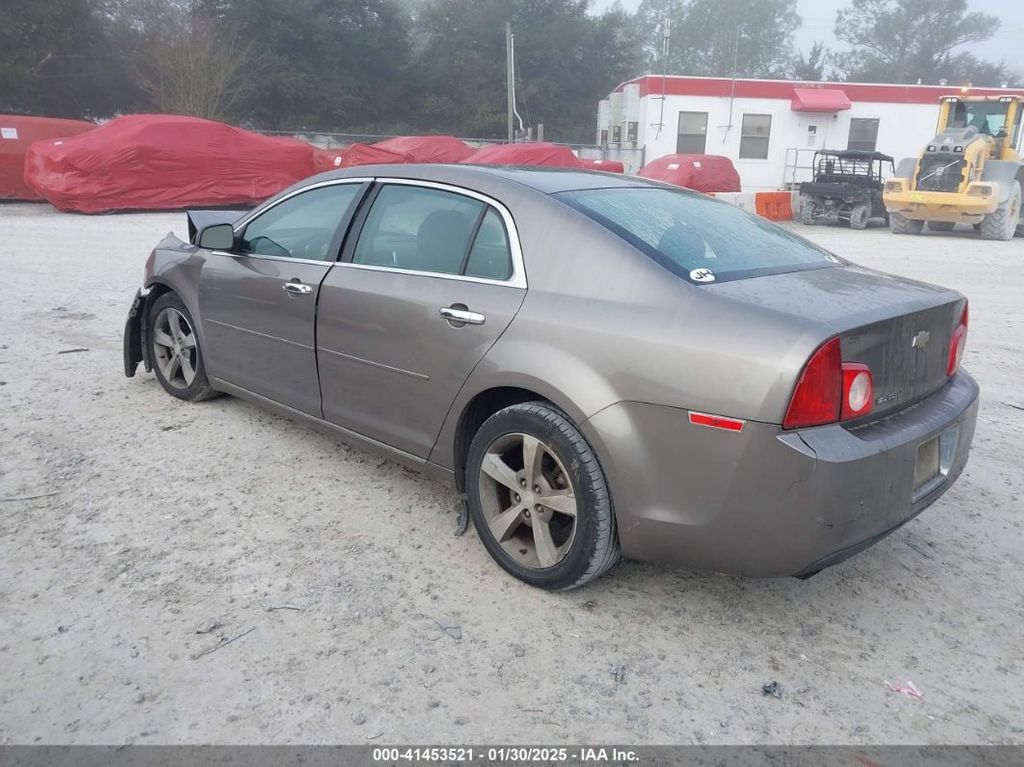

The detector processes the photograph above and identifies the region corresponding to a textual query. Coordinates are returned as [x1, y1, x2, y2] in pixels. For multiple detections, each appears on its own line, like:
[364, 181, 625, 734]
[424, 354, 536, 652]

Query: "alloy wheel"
[477, 432, 578, 570]
[152, 307, 198, 390]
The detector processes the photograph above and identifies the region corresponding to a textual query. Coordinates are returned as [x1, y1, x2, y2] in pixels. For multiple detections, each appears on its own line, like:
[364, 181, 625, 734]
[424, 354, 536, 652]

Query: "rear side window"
[354, 185, 482, 274]
[464, 208, 512, 280]
[555, 187, 839, 283]
[353, 184, 514, 281]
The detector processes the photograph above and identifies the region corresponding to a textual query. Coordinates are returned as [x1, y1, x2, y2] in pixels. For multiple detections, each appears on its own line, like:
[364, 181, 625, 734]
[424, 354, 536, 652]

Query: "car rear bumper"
[580, 371, 979, 577]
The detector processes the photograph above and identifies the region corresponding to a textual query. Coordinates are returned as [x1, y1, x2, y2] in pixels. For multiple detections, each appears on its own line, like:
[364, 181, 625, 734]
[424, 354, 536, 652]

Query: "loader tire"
[980, 182, 1021, 241]
[889, 213, 924, 235]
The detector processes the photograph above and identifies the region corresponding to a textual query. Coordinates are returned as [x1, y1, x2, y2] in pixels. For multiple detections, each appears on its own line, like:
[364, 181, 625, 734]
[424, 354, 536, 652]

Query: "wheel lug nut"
[524, 510, 531, 518]
[535, 504, 542, 512]
[514, 494, 521, 503]
[533, 485, 542, 493]
[519, 478, 527, 487]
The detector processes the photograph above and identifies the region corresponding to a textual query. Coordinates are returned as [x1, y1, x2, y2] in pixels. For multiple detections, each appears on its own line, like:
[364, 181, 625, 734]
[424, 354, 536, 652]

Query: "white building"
[597, 76, 1024, 190]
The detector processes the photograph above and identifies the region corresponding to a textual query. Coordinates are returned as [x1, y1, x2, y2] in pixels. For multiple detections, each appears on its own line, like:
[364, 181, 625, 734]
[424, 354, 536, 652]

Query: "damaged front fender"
[123, 287, 151, 378]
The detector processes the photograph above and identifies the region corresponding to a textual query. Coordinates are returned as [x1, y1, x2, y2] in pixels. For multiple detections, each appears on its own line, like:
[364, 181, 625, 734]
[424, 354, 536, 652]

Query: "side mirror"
[197, 223, 235, 251]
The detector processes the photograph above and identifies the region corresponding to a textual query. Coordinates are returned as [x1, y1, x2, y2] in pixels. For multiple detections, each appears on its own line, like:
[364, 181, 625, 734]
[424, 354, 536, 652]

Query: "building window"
[676, 111, 707, 154]
[739, 114, 771, 159]
[848, 118, 880, 152]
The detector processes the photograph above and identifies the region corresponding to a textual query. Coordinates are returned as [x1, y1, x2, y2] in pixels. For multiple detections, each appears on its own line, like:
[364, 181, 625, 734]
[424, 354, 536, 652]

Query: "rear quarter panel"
[429, 196, 828, 470]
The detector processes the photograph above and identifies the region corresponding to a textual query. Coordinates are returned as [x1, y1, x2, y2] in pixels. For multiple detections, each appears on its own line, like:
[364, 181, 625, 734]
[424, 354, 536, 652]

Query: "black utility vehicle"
[799, 150, 894, 229]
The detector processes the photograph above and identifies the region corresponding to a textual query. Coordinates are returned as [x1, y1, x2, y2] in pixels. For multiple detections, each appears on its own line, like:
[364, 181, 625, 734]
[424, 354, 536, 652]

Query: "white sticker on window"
[1, 127, 18, 140]
[332, 155, 342, 167]
[693, 161, 702, 168]
[667, 162, 679, 170]
[690, 267, 716, 283]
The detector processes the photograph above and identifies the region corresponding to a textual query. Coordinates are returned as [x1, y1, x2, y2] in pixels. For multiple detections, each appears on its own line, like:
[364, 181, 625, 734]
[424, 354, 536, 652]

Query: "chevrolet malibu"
[123, 165, 978, 590]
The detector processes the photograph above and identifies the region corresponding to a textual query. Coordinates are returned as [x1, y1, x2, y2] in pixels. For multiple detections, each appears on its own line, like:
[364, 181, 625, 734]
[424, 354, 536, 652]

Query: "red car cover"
[313, 147, 347, 172]
[0, 115, 95, 200]
[24, 114, 318, 213]
[637, 154, 741, 193]
[340, 135, 474, 168]
[586, 159, 625, 173]
[462, 142, 581, 168]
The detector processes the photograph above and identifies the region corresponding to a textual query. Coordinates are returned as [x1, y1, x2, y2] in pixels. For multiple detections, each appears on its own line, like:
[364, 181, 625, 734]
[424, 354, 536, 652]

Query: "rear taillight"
[783, 338, 874, 429]
[947, 302, 968, 377]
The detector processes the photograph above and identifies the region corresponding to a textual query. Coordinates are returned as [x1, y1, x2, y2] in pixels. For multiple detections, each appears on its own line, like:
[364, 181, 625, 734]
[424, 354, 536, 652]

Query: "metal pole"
[506, 22, 514, 142]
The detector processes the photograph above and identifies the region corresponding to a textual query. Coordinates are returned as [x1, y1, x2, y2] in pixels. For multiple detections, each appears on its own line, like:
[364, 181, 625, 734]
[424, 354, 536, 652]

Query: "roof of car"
[314, 163, 657, 195]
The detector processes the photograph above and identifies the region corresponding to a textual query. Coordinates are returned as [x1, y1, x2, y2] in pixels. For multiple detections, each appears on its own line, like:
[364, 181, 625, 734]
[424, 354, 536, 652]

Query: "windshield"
[555, 187, 841, 284]
[947, 100, 1009, 135]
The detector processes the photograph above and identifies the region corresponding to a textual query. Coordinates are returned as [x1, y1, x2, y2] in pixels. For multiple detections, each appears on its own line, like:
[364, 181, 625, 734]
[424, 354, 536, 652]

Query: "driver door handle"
[282, 281, 313, 295]
[439, 306, 486, 326]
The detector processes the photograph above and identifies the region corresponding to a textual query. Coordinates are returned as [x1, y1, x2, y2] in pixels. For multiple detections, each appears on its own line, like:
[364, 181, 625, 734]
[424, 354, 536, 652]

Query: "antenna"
[653, 17, 671, 138]
[510, 31, 525, 138]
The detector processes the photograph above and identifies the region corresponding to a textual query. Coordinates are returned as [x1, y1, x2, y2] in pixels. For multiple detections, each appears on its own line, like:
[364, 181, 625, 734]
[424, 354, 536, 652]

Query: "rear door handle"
[439, 306, 486, 326]
[282, 281, 313, 295]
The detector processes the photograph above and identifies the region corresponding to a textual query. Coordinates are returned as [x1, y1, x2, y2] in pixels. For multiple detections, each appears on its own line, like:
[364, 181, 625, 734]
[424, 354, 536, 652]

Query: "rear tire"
[889, 213, 924, 235]
[465, 401, 620, 590]
[798, 196, 816, 225]
[927, 221, 955, 232]
[147, 292, 218, 402]
[848, 204, 869, 230]
[980, 181, 1021, 241]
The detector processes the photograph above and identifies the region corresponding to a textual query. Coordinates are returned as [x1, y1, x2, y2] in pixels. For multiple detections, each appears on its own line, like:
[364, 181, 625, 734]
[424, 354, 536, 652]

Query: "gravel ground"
[0, 203, 1021, 746]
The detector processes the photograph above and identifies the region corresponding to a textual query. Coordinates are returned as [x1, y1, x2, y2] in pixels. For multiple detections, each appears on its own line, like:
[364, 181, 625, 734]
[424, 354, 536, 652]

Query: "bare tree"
[123, 0, 252, 120]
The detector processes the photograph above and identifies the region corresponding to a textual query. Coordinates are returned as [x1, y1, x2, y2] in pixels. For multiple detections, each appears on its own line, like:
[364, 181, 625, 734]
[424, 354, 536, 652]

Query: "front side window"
[239, 183, 362, 261]
[676, 111, 708, 154]
[354, 185, 513, 280]
[556, 187, 839, 284]
[739, 114, 772, 159]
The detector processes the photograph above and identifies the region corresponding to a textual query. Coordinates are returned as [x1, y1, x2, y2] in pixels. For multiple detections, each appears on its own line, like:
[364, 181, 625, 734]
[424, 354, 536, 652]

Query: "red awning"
[791, 88, 852, 113]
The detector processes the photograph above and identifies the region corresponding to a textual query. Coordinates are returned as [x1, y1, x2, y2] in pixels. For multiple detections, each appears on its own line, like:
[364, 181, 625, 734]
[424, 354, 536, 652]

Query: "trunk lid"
[707, 265, 965, 420]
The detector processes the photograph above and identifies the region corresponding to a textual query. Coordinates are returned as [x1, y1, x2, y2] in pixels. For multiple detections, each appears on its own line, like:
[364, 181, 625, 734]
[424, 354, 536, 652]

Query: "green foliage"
[635, 0, 799, 79]
[411, 0, 642, 141]
[833, 0, 1017, 86]
[4, 0, 1016, 137]
[0, 0, 139, 117]
[791, 41, 831, 81]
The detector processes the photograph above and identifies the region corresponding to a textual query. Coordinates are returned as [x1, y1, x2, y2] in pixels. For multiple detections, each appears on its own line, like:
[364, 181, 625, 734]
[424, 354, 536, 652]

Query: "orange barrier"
[754, 191, 794, 221]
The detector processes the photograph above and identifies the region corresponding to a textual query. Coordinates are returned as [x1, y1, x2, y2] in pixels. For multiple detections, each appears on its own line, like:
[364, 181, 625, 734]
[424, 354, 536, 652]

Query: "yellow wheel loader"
[883, 95, 1024, 240]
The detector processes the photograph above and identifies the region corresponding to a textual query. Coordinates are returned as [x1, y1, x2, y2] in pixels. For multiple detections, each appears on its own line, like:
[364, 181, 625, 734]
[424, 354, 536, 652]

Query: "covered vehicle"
[124, 165, 977, 590]
[0, 115, 95, 200]
[799, 149, 894, 229]
[637, 154, 741, 193]
[339, 135, 474, 168]
[24, 114, 318, 213]
[462, 142, 581, 168]
[586, 159, 625, 173]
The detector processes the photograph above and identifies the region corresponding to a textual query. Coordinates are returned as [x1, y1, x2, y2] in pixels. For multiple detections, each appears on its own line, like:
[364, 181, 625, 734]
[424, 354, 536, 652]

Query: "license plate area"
[913, 424, 960, 501]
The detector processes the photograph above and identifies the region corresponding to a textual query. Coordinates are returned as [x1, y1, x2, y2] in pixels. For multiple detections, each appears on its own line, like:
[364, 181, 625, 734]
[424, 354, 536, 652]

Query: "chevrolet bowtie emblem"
[912, 330, 931, 349]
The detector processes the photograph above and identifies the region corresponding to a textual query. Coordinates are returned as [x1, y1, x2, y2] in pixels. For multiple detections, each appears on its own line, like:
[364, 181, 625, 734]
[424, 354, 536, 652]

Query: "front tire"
[147, 292, 218, 402]
[465, 402, 620, 590]
[980, 181, 1021, 241]
[848, 204, 869, 230]
[890, 212, 924, 235]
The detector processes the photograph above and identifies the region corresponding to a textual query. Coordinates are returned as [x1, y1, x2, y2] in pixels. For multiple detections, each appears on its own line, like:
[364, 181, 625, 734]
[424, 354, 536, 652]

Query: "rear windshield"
[555, 187, 841, 284]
